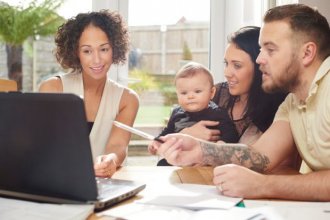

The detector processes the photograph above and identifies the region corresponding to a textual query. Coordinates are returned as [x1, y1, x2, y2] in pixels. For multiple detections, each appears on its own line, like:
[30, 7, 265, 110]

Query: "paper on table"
[244, 200, 330, 220]
[100, 203, 284, 220]
[136, 183, 242, 210]
[0, 197, 94, 220]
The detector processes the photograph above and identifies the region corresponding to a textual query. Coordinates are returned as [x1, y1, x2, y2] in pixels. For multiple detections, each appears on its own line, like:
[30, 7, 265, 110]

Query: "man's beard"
[261, 55, 300, 94]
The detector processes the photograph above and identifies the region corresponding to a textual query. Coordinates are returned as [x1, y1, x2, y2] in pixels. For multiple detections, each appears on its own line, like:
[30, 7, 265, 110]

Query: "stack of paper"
[244, 200, 330, 220]
[137, 183, 242, 210]
[100, 203, 284, 220]
[99, 183, 285, 220]
[0, 197, 94, 220]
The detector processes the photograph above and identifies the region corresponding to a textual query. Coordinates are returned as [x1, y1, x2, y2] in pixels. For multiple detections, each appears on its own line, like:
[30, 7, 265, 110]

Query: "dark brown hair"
[55, 10, 129, 72]
[227, 26, 287, 132]
[264, 4, 330, 60]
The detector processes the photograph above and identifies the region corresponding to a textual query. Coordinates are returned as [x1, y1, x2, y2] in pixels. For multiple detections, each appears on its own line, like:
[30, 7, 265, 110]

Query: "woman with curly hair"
[39, 10, 139, 178]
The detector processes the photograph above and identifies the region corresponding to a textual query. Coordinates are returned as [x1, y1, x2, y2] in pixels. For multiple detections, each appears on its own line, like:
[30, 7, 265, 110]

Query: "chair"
[0, 78, 17, 92]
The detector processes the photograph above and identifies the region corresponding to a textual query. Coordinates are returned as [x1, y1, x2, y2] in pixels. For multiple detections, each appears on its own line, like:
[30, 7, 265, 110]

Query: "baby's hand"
[148, 141, 158, 155]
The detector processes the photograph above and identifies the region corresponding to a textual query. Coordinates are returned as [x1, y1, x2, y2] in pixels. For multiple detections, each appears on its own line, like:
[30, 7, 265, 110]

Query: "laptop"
[0, 92, 146, 211]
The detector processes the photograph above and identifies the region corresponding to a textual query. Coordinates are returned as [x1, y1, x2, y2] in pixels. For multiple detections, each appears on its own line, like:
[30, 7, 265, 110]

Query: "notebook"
[0, 92, 146, 211]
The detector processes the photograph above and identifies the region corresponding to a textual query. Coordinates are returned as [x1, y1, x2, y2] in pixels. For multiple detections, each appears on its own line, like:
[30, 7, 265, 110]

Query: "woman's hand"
[180, 120, 221, 142]
[94, 153, 118, 178]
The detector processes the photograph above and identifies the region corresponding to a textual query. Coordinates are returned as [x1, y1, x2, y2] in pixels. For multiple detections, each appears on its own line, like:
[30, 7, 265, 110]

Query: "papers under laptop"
[137, 183, 242, 210]
[0, 92, 145, 211]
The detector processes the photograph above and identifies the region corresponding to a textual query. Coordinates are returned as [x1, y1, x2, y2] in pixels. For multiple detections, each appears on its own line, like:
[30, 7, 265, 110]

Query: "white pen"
[96, 156, 103, 164]
[113, 121, 164, 143]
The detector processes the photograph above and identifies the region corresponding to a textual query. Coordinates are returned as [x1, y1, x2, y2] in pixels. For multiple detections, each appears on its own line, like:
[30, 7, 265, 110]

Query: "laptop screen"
[0, 92, 98, 203]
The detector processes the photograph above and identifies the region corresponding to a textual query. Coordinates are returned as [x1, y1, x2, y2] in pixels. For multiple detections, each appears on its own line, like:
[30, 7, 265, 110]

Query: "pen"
[113, 121, 164, 143]
[153, 137, 164, 143]
[96, 156, 103, 164]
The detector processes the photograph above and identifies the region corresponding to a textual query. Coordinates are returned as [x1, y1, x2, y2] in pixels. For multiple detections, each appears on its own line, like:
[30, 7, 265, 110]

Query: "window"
[127, 0, 210, 128]
[92, 0, 268, 131]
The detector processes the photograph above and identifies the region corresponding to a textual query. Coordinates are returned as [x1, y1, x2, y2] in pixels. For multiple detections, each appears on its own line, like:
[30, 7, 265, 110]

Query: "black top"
[159, 101, 239, 143]
[212, 82, 287, 136]
[87, 121, 94, 134]
[212, 82, 251, 139]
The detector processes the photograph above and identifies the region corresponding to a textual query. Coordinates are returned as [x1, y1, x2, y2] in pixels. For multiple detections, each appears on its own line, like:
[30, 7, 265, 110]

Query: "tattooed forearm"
[200, 141, 270, 173]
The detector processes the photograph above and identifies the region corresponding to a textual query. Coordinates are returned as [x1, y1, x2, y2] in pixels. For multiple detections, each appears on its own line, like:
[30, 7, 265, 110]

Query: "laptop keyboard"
[96, 178, 133, 200]
[97, 181, 121, 194]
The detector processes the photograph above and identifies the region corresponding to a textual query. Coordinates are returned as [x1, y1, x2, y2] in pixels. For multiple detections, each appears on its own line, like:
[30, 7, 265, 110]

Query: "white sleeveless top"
[59, 72, 124, 161]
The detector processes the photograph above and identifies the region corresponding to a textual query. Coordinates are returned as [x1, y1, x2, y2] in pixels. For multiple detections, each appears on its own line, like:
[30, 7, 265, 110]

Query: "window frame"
[92, 0, 271, 84]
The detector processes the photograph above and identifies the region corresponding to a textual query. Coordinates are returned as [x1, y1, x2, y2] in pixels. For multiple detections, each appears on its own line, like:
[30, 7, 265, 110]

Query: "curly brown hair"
[55, 10, 129, 72]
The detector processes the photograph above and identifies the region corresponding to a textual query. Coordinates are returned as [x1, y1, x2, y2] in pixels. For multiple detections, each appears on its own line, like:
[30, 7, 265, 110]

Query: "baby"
[149, 62, 239, 165]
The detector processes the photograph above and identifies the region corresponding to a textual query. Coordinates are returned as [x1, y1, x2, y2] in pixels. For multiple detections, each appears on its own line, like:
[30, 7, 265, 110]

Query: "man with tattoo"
[155, 4, 330, 201]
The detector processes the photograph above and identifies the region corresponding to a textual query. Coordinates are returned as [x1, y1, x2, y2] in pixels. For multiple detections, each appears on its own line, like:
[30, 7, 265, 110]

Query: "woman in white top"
[39, 10, 139, 178]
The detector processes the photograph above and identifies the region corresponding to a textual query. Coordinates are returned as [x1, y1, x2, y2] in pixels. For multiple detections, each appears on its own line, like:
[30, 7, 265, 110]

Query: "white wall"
[299, 0, 330, 23]
[276, 0, 330, 22]
[210, 0, 269, 83]
[210, 0, 246, 83]
[92, 0, 129, 85]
